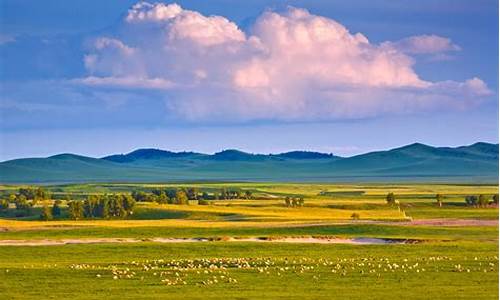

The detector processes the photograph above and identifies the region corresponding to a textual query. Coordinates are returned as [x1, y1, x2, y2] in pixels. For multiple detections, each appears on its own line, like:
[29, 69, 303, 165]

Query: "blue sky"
[0, 0, 498, 160]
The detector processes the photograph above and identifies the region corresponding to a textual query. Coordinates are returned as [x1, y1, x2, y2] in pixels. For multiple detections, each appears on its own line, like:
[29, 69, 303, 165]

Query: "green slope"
[0, 143, 497, 183]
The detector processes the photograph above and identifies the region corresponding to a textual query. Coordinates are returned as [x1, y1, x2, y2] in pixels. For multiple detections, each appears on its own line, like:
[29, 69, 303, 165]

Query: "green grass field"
[0, 182, 498, 299]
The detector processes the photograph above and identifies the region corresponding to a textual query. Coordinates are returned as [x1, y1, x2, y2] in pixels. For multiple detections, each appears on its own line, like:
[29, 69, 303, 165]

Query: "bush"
[436, 194, 444, 207]
[478, 194, 489, 207]
[68, 200, 84, 220]
[351, 212, 360, 220]
[51, 200, 62, 216]
[198, 199, 210, 205]
[40, 203, 53, 221]
[0, 199, 8, 210]
[386, 193, 396, 205]
[465, 195, 478, 206]
[285, 197, 305, 207]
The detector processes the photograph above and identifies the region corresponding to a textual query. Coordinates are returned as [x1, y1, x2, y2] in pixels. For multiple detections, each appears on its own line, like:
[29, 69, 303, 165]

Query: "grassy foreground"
[0, 182, 497, 299]
[0, 242, 497, 299]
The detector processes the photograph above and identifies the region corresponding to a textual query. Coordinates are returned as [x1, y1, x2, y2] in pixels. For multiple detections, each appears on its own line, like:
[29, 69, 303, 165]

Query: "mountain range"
[0, 142, 497, 183]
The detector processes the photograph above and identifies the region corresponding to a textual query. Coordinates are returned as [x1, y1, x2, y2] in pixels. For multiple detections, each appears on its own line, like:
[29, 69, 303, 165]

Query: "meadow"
[0, 182, 498, 299]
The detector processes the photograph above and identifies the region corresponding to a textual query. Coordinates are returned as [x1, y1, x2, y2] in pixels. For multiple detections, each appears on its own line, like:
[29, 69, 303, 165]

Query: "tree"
[157, 191, 168, 204]
[109, 195, 126, 218]
[0, 199, 9, 210]
[18, 187, 36, 200]
[298, 197, 304, 207]
[15, 195, 31, 210]
[131, 191, 150, 202]
[34, 187, 49, 204]
[122, 194, 136, 216]
[68, 201, 83, 220]
[84, 195, 99, 218]
[436, 194, 444, 207]
[285, 197, 291, 207]
[478, 194, 489, 208]
[8, 194, 16, 204]
[220, 188, 228, 200]
[186, 188, 199, 200]
[465, 195, 478, 207]
[40, 202, 53, 221]
[175, 190, 189, 205]
[244, 190, 253, 199]
[98, 198, 109, 219]
[493, 194, 499, 205]
[51, 200, 62, 217]
[386, 193, 396, 205]
[166, 189, 177, 199]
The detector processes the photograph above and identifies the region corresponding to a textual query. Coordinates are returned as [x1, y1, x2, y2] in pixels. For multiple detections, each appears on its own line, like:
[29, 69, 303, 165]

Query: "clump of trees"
[65, 194, 135, 220]
[18, 187, 50, 205]
[131, 187, 253, 204]
[465, 194, 498, 208]
[132, 189, 190, 204]
[284, 197, 304, 207]
[14, 195, 32, 216]
[0, 187, 52, 217]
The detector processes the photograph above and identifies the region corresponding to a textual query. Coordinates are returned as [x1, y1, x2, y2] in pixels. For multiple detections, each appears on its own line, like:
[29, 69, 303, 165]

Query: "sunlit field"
[0, 182, 498, 299]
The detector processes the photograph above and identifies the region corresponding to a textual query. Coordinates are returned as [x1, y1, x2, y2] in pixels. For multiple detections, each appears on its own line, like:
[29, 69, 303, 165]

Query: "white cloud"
[383, 34, 461, 54]
[74, 76, 174, 90]
[77, 2, 492, 122]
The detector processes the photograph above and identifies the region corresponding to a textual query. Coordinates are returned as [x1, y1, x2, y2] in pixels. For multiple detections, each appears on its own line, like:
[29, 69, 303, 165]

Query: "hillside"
[0, 143, 497, 183]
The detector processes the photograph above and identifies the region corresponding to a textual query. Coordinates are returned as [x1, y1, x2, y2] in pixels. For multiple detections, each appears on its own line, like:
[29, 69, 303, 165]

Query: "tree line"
[465, 194, 498, 208]
[0, 187, 51, 217]
[67, 194, 136, 220]
[384, 192, 499, 208]
[131, 187, 253, 204]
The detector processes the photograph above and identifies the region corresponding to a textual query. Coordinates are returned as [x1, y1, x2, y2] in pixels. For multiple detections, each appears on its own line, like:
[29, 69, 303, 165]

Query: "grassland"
[0, 182, 497, 299]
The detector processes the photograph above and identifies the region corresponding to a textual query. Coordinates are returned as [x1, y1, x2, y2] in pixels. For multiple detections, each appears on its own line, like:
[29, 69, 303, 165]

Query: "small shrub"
[386, 193, 396, 205]
[465, 195, 478, 207]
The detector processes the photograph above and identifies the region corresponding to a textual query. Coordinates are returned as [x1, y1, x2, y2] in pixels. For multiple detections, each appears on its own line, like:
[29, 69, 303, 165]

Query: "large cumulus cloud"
[78, 1, 492, 122]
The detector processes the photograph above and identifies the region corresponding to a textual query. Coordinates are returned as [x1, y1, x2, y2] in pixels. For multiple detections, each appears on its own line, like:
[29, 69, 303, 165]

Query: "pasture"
[0, 182, 498, 299]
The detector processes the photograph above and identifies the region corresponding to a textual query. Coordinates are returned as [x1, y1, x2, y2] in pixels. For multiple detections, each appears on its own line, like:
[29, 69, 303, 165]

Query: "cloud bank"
[79, 1, 491, 122]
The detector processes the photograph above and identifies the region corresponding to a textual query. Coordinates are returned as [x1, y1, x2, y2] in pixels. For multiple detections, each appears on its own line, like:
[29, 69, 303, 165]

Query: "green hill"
[0, 143, 497, 183]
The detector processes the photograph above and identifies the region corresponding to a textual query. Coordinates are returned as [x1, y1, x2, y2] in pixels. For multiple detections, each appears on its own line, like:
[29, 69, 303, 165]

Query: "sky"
[0, 0, 498, 160]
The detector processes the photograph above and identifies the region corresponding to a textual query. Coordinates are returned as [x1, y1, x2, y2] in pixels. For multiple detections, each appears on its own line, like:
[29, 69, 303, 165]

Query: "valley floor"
[0, 183, 497, 299]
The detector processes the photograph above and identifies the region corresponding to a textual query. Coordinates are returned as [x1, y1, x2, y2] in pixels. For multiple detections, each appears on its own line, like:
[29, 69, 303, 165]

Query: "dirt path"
[403, 219, 498, 227]
[0, 236, 408, 246]
[272, 218, 498, 228]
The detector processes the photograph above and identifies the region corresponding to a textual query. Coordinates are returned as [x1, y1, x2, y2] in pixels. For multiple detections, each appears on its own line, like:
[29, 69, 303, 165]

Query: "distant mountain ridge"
[104, 149, 204, 163]
[102, 148, 339, 162]
[0, 142, 497, 183]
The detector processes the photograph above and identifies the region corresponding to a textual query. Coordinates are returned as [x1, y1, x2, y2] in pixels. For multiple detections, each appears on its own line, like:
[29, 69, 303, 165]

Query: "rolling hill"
[0, 142, 497, 183]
